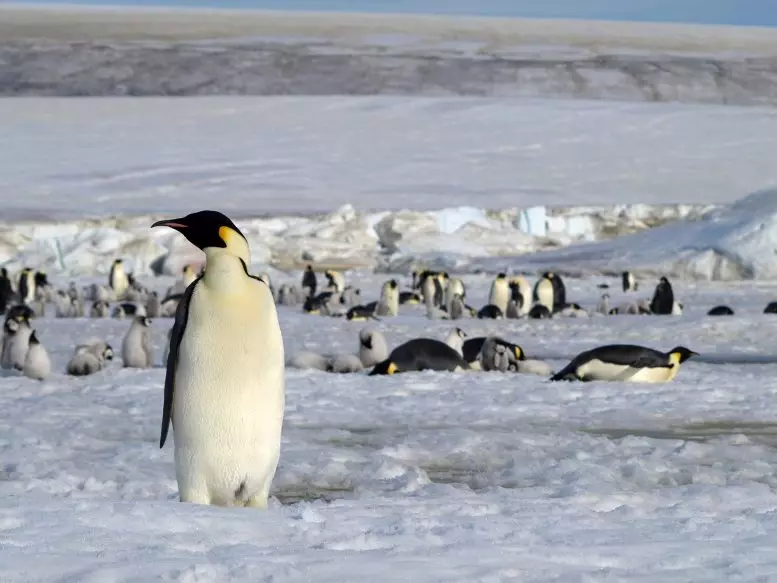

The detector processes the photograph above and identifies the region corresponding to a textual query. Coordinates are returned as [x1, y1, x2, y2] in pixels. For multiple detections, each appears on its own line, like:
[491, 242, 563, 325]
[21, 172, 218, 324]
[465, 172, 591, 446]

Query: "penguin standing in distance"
[324, 270, 345, 294]
[543, 272, 566, 313]
[122, 315, 155, 368]
[23, 331, 51, 381]
[17, 268, 35, 305]
[622, 271, 638, 292]
[109, 259, 129, 300]
[649, 277, 675, 315]
[368, 338, 469, 375]
[488, 273, 509, 316]
[444, 277, 465, 312]
[0, 268, 12, 313]
[508, 276, 532, 318]
[301, 265, 317, 298]
[375, 279, 399, 317]
[152, 210, 285, 508]
[550, 344, 698, 383]
[533, 275, 554, 313]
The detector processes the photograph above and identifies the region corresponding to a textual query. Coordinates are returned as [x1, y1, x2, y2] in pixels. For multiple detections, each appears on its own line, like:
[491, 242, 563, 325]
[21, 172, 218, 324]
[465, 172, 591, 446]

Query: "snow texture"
[3, 271, 777, 581]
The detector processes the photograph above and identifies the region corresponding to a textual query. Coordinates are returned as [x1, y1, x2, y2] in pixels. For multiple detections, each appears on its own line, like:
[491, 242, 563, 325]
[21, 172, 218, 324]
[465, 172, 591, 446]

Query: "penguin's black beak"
[151, 218, 188, 230]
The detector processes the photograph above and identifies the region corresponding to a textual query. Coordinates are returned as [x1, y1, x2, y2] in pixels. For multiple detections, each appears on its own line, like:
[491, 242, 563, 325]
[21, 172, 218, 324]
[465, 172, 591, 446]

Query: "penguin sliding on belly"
[369, 338, 469, 375]
[153, 210, 285, 508]
[550, 344, 698, 383]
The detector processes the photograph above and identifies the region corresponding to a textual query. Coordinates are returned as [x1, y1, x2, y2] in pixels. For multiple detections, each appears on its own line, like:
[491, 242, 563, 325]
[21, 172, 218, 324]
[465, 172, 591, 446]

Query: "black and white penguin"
[17, 268, 35, 305]
[346, 305, 377, 321]
[550, 344, 697, 383]
[375, 279, 400, 317]
[543, 272, 566, 313]
[707, 305, 734, 316]
[301, 265, 317, 298]
[109, 258, 129, 299]
[488, 273, 509, 316]
[358, 328, 389, 368]
[649, 277, 674, 315]
[508, 276, 532, 318]
[533, 275, 554, 313]
[368, 338, 469, 375]
[0, 268, 13, 313]
[23, 330, 51, 381]
[152, 210, 285, 508]
[399, 291, 422, 305]
[621, 271, 638, 292]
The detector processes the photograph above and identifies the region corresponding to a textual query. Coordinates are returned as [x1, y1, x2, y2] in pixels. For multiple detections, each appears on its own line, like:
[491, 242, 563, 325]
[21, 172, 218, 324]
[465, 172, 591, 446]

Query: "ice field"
[3, 86, 777, 581]
[3, 272, 777, 581]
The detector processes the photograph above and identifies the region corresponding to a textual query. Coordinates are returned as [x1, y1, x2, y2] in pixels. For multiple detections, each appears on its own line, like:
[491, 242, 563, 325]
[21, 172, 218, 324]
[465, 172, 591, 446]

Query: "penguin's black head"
[0, 268, 6, 277]
[139, 316, 152, 327]
[360, 332, 373, 350]
[669, 346, 698, 364]
[455, 327, 466, 338]
[659, 276, 670, 285]
[497, 272, 506, 280]
[368, 359, 399, 376]
[152, 210, 247, 258]
[389, 279, 398, 289]
[29, 330, 39, 345]
[104, 345, 114, 361]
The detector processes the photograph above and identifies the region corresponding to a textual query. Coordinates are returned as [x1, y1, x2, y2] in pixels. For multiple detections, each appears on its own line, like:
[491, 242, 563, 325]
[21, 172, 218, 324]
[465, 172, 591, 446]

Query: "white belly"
[172, 281, 285, 506]
[577, 359, 676, 383]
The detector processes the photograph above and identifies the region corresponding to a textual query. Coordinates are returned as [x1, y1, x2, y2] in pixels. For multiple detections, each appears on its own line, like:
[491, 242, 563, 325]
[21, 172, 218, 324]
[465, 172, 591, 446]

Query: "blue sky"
[4, 0, 777, 27]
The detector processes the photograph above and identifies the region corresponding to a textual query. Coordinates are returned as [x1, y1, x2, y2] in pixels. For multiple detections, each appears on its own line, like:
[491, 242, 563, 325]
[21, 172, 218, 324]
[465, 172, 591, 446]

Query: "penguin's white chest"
[172, 280, 285, 505]
[577, 359, 676, 383]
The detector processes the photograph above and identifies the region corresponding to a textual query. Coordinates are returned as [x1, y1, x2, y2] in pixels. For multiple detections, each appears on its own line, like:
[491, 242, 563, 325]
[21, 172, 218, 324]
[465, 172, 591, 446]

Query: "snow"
[3, 273, 777, 580]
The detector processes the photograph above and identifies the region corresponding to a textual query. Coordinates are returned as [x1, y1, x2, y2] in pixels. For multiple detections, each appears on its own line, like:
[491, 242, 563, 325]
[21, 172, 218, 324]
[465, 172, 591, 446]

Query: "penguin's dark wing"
[160, 276, 201, 449]
[589, 344, 667, 368]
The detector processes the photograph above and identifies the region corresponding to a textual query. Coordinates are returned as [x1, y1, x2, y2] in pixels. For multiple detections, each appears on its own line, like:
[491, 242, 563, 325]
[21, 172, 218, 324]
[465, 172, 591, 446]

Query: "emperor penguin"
[508, 276, 532, 317]
[122, 315, 154, 368]
[488, 273, 509, 315]
[622, 271, 638, 292]
[1, 317, 32, 371]
[444, 277, 466, 312]
[544, 272, 567, 313]
[375, 279, 399, 317]
[23, 330, 51, 381]
[109, 259, 129, 299]
[301, 265, 317, 298]
[324, 270, 345, 294]
[764, 301, 777, 314]
[707, 305, 734, 316]
[358, 327, 389, 368]
[650, 277, 674, 315]
[533, 275, 554, 313]
[152, 210, 285, 508]
[368, 337, 469, 375]
[17, 268, 35, 305]
[0, 268, 12, 313]
[550, 344, 697, 383]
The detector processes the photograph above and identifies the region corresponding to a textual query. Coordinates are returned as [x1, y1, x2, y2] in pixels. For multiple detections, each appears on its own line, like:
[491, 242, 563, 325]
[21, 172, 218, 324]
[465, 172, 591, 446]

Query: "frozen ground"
[2, 96, 777, 280]
[3, 5, 777, 101]
[3, 271, 777, 581]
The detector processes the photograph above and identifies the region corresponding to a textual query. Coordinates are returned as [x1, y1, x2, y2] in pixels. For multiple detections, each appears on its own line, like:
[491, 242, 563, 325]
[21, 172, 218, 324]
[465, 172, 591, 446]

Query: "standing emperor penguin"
[17, 268, 35, 305]
[533, 274, 554, 313]
[152, 210, 285, 508]
[488, 273, 509, 316]
[508, 276, 532, 317]
[109, 259, 129, 299]
[375, 279, 399, 317]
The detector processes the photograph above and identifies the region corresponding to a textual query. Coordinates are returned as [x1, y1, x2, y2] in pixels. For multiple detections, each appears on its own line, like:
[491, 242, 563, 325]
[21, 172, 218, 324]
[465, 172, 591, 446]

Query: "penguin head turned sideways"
[668, 346, 698, 365]
[151, 210, 250, 264]
[369, 359, 399, 376]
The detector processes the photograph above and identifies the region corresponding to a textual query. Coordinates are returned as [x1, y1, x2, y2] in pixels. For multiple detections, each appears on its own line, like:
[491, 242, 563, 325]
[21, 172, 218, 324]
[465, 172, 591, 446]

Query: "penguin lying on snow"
[764, 302, 777, 314]
[369, 338, 469, 375]
[66, 339, 114, 376]
[550, 344, 698, 383]
[287, 328, 389, 373]
[707, 305, 734, 316]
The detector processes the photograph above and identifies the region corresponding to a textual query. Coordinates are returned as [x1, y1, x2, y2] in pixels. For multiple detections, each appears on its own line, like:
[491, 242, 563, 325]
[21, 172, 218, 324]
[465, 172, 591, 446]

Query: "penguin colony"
[6, 210, 776, 508]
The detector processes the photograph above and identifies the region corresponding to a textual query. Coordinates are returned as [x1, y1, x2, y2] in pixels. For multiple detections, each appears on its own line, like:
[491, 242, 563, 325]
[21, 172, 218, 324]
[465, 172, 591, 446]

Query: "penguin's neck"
[203, 249, 250, 293]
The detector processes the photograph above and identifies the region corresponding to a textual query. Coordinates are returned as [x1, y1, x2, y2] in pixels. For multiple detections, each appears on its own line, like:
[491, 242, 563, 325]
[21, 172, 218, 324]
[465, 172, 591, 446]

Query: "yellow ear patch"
[387, 361, 398, 375]
[514, 346, 523, 359]
[219, 226, 240, 247]
[669, 352, 683, 365]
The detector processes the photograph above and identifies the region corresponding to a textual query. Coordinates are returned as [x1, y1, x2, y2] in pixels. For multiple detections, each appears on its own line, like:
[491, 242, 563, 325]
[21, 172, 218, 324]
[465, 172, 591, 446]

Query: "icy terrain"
[3, 272, 777, 581]
[3, 5, 777, 102]
[2, 96, 777, 280]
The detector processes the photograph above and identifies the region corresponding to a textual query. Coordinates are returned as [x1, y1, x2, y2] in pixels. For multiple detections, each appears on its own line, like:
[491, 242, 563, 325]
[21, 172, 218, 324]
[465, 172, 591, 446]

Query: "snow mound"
[476, 189, 777, 281]
[0, 203, 706, 278]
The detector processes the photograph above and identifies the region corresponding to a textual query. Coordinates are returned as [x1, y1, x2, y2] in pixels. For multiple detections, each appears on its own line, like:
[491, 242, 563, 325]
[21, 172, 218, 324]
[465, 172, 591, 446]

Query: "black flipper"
[160, 276, 201, 448]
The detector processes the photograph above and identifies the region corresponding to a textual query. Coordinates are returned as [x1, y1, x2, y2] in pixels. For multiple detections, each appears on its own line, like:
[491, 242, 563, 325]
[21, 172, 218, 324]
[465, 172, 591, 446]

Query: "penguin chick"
[122, 316, 154, 368]
[23, 330, 51, 381]
[66, 349, 103, 376]
[2, 319, 32, 371]
[516, 359, 554, 377]
[443, 327, 467, 357]
[358, 328, 389, 368]
[90, 299, 110, 318]
[286, 351, 330, 371]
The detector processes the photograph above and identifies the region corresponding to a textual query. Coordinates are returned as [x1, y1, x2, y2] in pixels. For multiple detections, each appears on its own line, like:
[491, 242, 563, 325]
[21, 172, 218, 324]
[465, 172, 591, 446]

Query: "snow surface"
[3, 272, 777, 580]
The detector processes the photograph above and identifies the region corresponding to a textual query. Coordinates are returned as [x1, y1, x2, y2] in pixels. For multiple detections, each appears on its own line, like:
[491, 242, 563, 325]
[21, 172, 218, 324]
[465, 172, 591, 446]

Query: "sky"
[3, 0, 777, 27]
